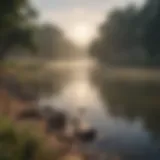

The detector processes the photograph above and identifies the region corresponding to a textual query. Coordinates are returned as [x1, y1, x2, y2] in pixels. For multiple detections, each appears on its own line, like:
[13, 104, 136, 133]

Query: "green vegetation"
[2, 60, 71, 98]
[33, 24, 82, 60]
[89, 0, 160, 139]
[0, 117, 61, 160]
[0, 0, 37, 60]
[0, 0, 82, 98]
[0, 0, 81, 60]
[89, 0, 160, 67]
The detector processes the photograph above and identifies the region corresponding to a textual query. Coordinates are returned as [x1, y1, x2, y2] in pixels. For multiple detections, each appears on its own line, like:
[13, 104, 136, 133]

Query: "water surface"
[39, 59, 160, 159]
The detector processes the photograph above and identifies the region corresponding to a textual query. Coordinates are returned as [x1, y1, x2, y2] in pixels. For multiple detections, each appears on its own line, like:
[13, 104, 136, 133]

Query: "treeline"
[89, 0, 160, 138]
[89, 0, 160, 67]
[0, 0, 80, 61]
[34, 24, 82, 60]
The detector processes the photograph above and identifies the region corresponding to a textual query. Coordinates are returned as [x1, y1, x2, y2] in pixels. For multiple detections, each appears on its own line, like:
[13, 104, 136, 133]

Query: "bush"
[0, 117, 61, 160]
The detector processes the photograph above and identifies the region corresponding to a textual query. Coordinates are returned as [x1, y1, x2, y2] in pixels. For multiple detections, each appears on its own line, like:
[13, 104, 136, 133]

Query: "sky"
[32, 0, 145, 46]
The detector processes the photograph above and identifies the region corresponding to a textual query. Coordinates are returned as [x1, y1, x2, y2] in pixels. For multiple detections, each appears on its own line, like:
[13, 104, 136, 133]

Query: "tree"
[34, 24, 62, 59]
[89, 0, 160, 67]
[89, 5, 143, 66]
[0, 0, 37, 60]
[143, 0, 160, 57]
[90, 0, 160, 140]
[34, 24, 82, 60]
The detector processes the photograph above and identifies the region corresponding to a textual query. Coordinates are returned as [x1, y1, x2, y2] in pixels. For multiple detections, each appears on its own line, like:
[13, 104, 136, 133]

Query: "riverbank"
[0, 89, 87, 160]
[0, 60, 87, 159]
[0, 62, 129, 160]
[0, 69, 102, 160]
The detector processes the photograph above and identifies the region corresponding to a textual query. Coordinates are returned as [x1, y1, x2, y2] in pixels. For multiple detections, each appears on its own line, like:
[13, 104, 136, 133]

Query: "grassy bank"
[0, 60, 89, 160]
[0, 117, 63, 160]
[0, 60, 65, 99]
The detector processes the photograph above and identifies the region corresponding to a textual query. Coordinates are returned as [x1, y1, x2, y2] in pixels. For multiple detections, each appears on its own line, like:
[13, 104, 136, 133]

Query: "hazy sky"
[32, 0, 145, 46]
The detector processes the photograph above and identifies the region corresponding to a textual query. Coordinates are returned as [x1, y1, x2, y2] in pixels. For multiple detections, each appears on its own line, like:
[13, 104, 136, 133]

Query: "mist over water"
[3, 0, 160, 160]
[38, 58, 159, 158]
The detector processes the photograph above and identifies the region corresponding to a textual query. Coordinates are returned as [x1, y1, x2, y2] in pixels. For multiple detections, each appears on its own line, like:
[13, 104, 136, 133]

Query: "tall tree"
[34, 24, 82, 60]
[0, 0, 37, 60]
[143, 0, 160, 57]
[89, 0, 160, 67]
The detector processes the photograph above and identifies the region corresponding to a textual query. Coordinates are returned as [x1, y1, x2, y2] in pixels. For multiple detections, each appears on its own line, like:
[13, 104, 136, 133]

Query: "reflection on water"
[39, 60, 160, 159]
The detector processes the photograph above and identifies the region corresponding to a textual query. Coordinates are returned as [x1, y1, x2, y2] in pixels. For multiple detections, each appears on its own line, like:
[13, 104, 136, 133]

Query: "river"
[39, 59, 160, 160]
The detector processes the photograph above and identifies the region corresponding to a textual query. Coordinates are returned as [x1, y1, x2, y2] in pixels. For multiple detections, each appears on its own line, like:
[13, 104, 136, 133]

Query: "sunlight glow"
[67, 23, 95, 46]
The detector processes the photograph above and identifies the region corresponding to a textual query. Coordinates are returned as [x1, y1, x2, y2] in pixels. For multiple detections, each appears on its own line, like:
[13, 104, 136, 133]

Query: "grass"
[0, 117, 62, 160]
[1, 60, 56, 97]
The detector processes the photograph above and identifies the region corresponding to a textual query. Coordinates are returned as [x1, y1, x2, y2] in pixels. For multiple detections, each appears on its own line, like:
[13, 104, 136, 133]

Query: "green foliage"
[90, 0, 160, 138]
[0, 1, 81, 60]
[0, 117, 60, 160]
[34, 24, 82, 60]
[0, 0, 37, 60]
[89, 0, 160, 67]
[143, 0, 160, 57]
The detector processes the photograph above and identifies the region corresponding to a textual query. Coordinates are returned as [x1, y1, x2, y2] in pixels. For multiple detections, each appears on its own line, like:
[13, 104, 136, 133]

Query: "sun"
[67, 23, 94, 46]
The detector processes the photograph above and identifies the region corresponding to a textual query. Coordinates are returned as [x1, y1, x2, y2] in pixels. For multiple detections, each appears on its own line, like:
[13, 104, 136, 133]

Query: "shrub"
[0, 117, 61, 160]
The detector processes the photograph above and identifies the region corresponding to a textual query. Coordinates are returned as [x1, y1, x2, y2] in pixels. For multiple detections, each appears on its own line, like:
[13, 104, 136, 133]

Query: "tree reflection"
[92, 67, 160, 139]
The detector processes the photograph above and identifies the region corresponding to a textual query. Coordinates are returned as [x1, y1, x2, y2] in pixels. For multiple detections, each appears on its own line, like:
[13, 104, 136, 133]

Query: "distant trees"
[90, 0, 160, 139]
[89, 0, 160, 67]
[143, 0, 160, 58]
[0, 1, 81, 61]
[34, 24, 82, 60]
[34, 24, 62, 59]
[0, 0, 37, 60]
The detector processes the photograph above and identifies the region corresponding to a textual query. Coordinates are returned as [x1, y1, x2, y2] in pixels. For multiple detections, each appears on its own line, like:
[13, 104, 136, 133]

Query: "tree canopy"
[0, 1, 81, 61]
[34, 24, 82, 60]
[89, 0, 160, 67]
[0, 0, 37, 60]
